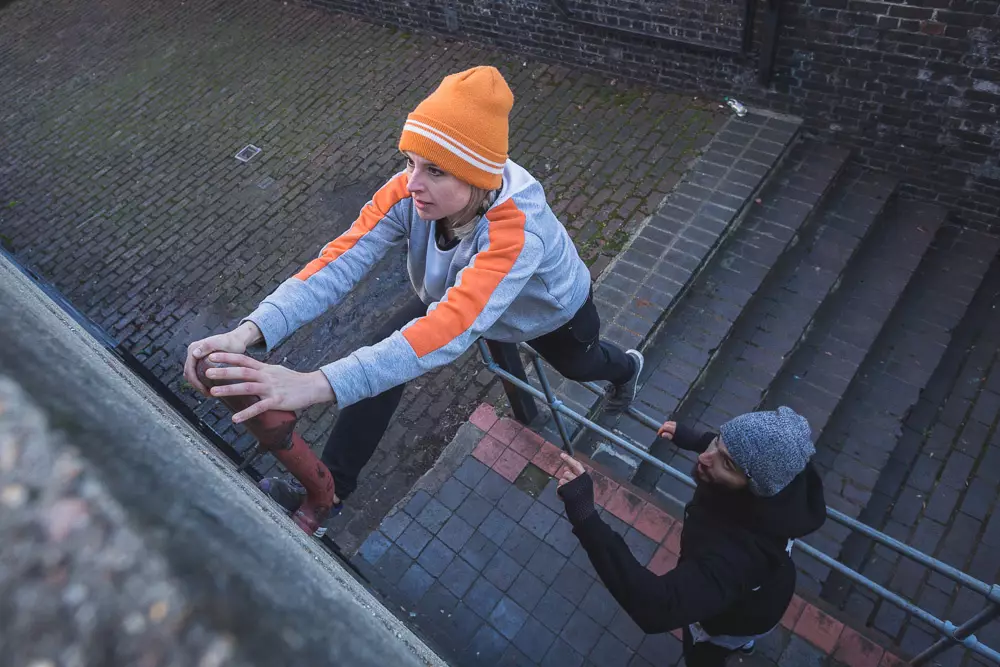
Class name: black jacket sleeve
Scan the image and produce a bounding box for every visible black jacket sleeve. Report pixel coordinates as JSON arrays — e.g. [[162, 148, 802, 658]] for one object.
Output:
[[670, 423, 717, 454], [570, 509, 764, 634]]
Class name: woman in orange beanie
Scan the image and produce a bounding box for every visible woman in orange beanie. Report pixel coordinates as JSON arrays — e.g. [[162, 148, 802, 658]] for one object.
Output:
[[184, 66, 643, 533]]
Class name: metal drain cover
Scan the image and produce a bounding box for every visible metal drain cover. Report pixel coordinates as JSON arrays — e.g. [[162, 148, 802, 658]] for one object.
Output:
[[235, 144, 262, 162]]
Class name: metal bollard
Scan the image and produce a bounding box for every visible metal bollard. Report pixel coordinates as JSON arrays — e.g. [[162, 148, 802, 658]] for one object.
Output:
[[195, 357, 335, 535]]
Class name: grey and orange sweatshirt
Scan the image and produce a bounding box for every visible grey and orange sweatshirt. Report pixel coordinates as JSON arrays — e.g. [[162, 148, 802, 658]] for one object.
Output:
[[242, 160, 592, 407]]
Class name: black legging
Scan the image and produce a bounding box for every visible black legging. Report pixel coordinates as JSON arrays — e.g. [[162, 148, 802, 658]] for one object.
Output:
[[321, 289, 633, 499]]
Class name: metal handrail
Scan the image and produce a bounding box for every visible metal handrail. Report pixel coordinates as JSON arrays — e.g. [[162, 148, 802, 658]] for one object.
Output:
[[477, 339, 1000, 665]]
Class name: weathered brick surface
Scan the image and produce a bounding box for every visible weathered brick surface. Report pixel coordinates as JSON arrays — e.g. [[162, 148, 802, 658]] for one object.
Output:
[[304, 0, 1000, 232], [0, 0, 723, 553]]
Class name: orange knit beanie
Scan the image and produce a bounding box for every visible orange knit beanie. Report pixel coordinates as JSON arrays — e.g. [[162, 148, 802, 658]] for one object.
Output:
[[398, 66, 513, 190]]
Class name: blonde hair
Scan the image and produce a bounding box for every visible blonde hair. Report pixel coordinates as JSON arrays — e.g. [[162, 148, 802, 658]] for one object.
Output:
[[445, 186, 497, 239]]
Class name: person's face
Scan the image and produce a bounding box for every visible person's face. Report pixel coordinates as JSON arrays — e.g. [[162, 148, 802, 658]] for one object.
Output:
[[694, 436, 749, 491], [404, 152, 473, 221]]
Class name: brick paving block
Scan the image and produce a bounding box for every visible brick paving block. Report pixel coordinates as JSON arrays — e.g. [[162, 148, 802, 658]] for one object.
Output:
[[503, 523, 543, 566], [466, 624, 509, 664], [539, 478, 567, 514], [358, 530, 392, 564], [534, 441, 565, 476], [878, 652, 906, 667], [397, 562, 435, 605], [481, 508, 518, 545], [461, 531, 501, 571], [373, 544, 413, 586], [436, 477, 471, 510], [626, 655, 654, 667], [404, 489, 432, 518], [608, 609, 645, 651], [570, 543, 599, 579], [545, 517, 579, 557], [499, 485, 535, 521], [647, 544, 679, 576], [438, 514, 475, 552], [780, 596, 807, 630], [606, 485, 643, 524], [526, 541, 568, 586], [417, 581, 459, 621], [552, 561, 593, 605], [793, 604, 844, 653], [455, 456, 490, 488], [477, 468, 514, 503], [637, 631, 683, 665], [415, 497, 452, 533], [508, 569, 546, 612], [590, 631, 632, 667], [833, 627, 885, 667], [664, 522, 683, 555], [580, 579, 619, 626], [561, 609, 602, 655], [618, 527, 657, 567], [779, 635, 825, 667], [513, 619, 557, 661], [467, 575, 505, 620], [396, 520, 433, 558], [633, 501, 675, 542], [523, 501, 560, 540], [417, 537, 457, 577], [510, 427, 545, 460], [535, 588, 577, 634], [441, 555, 479, 598], [541, 637, 585, 667], [591, 470, 621, 507], [494, 447, 530, 482], [456, 491, 494, 528], [484, 550, 523, 592], [491, 417, 525, 445], [473, 434, 507, 467], [498, 644, 533, 666], [471, 403, 500, 432], [490, 595, 530, 640]]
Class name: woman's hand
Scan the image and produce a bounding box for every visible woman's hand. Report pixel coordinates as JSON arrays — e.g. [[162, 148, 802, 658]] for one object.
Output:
[[184, 322, 262, 396], [657, 420, 677, 439], [202, 352, 336, 423]]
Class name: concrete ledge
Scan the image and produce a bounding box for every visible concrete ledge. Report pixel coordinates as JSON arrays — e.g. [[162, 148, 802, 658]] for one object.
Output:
[[0, 254, 445, 667]]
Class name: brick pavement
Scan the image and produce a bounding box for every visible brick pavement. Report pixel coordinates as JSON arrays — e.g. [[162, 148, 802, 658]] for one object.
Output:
[[0, 0, 724, 551], [355, 404, 909, 667]]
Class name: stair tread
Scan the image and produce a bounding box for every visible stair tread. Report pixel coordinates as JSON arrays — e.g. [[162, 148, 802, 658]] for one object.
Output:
[[632, 140, 850, 435], [679, 167, 898, 433], [760, 199, 949, 437]]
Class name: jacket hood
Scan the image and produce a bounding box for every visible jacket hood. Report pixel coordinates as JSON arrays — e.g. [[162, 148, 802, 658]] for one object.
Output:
[[695, 463, 826, 542]]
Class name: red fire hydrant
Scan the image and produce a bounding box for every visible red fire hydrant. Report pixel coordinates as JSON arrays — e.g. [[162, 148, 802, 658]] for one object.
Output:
[[196, 357, 335, 536]]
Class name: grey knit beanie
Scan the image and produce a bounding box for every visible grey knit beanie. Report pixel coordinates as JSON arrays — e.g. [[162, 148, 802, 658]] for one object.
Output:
[[718, 406, 815, 497]]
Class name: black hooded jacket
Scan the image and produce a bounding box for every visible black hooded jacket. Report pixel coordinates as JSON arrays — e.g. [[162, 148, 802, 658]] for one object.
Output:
[[564, 426, 826, 638]]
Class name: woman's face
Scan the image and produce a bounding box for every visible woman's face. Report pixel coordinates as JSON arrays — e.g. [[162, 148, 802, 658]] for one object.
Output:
[[404, 152, 473, 221]]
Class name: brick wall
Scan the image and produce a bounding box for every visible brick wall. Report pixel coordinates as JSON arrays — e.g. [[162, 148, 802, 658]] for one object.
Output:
[[303, 0, 1000, 232]]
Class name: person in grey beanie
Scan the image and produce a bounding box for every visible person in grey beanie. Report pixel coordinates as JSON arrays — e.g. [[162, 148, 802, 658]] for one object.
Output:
[[557, 407, 826, 667]]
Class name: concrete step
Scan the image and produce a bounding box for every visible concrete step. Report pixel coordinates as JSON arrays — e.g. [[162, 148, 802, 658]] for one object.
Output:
[[583, 140, 850, 478], [530, 113, 802, 445], [806, 225, 1000, 606], [639, 167, 897, 495]]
